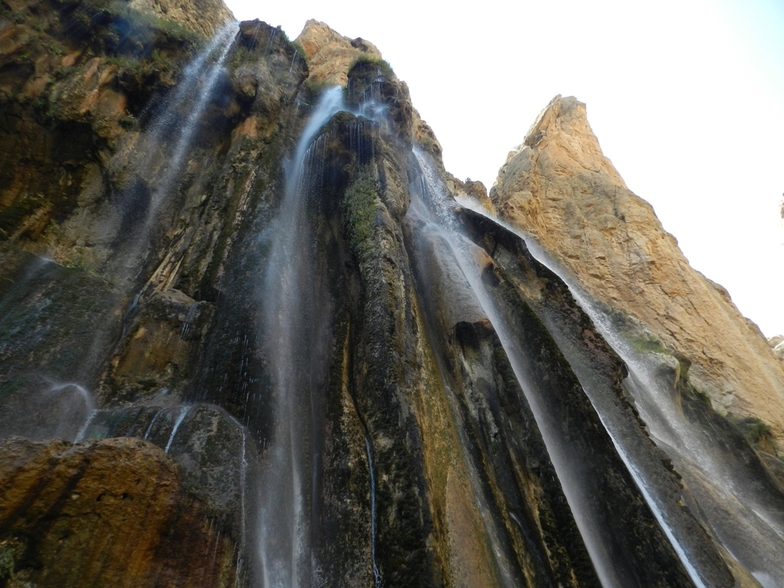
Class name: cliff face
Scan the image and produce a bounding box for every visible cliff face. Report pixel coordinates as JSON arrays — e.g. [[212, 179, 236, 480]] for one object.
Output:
[[491, 95, 784, 443], [1, 2, 783, 587]]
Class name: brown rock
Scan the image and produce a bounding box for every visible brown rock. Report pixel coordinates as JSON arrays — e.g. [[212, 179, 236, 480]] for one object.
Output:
[[770, 336, 784, 367], [0, 436, 239, 587], [491, 95, 784, 444], [295, 19, 382, 87], [445, 172, 495, 215], [128, 0, 235, 38]]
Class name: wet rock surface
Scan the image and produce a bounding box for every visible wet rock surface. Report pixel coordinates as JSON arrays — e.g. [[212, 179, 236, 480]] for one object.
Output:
[[491, 95, 784, 447], [1, 3, 783, 587], [0, 436, 240, 587]]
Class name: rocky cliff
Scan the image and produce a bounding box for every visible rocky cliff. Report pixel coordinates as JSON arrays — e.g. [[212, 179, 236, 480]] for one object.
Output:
[[490, 95, 784, 446], [1, 2, 783, 587]]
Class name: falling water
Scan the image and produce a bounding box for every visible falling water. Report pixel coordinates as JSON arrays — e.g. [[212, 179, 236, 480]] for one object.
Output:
[[164, 405, 191, 453], [363, 436, 383, 588], [255, 86, 345, 588], [404, 183, 520, 585], [142, 409, 162, 440], [457, 194, 784, 586], [109, 23, 237, 284], [410, 147, 631, 587], [73, 409, 98, 443], [569, 287, 784, 587]]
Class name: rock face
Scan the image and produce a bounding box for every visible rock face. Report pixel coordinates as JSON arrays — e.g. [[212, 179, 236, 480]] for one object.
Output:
[[295, 19, 382, 87], [129, 0, 234, 37], [491, 95, 784, 444], [1, 3, 783, 587], [295, 20, 443, 159], [0, 436, 239, 587]]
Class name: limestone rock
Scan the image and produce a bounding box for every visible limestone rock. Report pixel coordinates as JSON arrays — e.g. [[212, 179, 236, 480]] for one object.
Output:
[[295, 20, 441, 166], [445, 172, 495, 215], [491, 94, 784, 444], [128, 0, 235, 37], [2, 3, 783, 584], [295, 19, 382, 87], [771, 335, 784, 366], [0, 436, 240, 587]]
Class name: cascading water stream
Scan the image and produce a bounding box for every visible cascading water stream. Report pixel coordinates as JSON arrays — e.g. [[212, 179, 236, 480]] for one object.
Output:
[[140, 25, 237, 228], [456, 193, 784, 586], [405, 178, 521, 586], [49, 24, 240, 447], [73, 409, 98, 443], [255, 86, 392, 587], [142, 409, 163, 440], [363, 437, 382, 588], [410, 147, 642, 588], [109, 22, 237, 286], [255, 87, 345, 588], [164, 405, 191, 453]]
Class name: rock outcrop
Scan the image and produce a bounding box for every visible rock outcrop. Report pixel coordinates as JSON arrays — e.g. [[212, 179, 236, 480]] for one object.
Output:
[[129, 0, 234, 37], [491, 95, 784, 446], [295, 20, 443, 158], [295, 19, 382, 87], [0, 436, 239, 587], [1, 3, 783, 587]]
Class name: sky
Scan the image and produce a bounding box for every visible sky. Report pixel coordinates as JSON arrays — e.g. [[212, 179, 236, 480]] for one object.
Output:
[[225, 0, 784, 337]]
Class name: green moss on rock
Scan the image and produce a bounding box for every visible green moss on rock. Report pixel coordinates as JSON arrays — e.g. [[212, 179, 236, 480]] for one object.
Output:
[[343, 175, 379, 257]]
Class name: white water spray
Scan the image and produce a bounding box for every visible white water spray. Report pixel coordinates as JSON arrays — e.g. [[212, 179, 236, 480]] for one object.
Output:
[[256, 87, 345, 588], [411, 148, 630, 587], [164, 405, 191, 454], [73, 409, 98, 443], [109, 23, 237, 284], [458, 192, 784, 586]]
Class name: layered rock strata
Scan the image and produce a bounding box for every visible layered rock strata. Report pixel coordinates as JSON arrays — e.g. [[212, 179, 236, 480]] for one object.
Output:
[[0, 2, 783, 587]]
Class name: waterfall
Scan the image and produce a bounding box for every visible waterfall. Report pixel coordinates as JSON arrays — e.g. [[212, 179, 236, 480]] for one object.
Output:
[[404, 171, 520, 586], [408, 147, 685, 587], [457, 192, 784, 586], [108, 22, 238, 286], [73, 409, 98, 443], [364, 436, 382, 588], [164, 405, 191, 453], [567, 287, 784, 587], [255, 86, 345, 588]]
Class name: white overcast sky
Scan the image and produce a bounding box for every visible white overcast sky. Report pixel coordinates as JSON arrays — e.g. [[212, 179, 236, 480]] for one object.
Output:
[[224, 0, 784, 337]]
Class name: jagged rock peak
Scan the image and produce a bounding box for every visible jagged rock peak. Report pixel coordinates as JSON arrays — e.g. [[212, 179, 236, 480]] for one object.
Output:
[[295, 20, 444, 161], [295, 19, 383, 87], [497, 94, 627, 192], [492, 93, 784, 447]]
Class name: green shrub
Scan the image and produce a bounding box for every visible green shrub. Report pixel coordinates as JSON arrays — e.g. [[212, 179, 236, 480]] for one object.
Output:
[[104, 1, 202, 46], [349, 54, 393, 77], [728, 413, 774, 446], [291, 41, 308, 62], [0, 542, 14, 580]]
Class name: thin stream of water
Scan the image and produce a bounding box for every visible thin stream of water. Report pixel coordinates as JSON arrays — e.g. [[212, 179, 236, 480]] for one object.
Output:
[[256, 87, 345, 588], [110, 23, 237, 286], [165, 406, 191, 454], [410, 148, 625, 587], [456, 192, 784, 586], [364, 436, 383, 588]]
